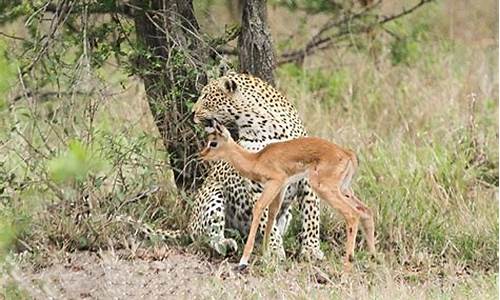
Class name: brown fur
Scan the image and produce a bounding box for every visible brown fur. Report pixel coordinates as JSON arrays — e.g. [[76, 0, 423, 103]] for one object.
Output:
[[201, 122, 376, 270]]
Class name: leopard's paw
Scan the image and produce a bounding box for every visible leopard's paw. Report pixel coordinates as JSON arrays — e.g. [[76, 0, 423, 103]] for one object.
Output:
[[210, 237, 238, 256], [299, 246, 325, 261]]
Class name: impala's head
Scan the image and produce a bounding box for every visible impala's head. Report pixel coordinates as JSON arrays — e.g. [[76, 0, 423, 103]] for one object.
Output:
[[199, 120, 235, 161]]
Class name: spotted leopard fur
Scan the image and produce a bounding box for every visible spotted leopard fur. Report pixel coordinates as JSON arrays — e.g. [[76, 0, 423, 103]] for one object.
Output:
[[188, 72, 324, 260]]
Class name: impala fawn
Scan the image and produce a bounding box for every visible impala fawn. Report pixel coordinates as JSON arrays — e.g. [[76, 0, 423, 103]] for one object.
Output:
[[200, 121, 376, 271]]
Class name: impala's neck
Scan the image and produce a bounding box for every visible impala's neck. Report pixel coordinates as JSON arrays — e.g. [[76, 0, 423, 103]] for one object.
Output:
[[223, 141, 259, 180]]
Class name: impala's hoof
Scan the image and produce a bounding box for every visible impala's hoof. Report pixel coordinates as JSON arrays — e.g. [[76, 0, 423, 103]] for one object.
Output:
[[234, 263, 248, 273]]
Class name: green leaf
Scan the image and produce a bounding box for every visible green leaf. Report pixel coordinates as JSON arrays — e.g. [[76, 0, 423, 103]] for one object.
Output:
[[47, 139, 109, 183]]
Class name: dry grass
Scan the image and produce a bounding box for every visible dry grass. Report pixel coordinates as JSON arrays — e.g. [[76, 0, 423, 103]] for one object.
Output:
[[2, 248, 498, 299]]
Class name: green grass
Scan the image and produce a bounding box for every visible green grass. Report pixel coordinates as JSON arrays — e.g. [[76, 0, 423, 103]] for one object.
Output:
[[274, 0, 498, 278]]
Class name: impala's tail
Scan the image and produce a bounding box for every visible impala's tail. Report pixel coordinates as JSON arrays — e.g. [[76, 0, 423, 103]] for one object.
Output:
[[338, 151, 372, 219], [340, 150, 358, 194]]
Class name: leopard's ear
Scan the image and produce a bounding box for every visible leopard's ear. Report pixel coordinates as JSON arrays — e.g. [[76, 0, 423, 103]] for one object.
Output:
[[220, 77, 238, 94]]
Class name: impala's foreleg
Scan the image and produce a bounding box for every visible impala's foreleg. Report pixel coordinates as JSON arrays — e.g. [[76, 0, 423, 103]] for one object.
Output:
[[239, 179, 285, 269]]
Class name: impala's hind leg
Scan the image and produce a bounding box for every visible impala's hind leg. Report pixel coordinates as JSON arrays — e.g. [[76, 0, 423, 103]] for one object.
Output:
[[309, 161, 376, 271], [325, 191, 360, 271], [344, 190, 375, 254], [309, 165, 360, 271], [337, 159, 376, 255]]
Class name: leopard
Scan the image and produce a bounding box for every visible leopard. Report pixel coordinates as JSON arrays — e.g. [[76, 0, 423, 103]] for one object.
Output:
[[188, 72, 325, 261]]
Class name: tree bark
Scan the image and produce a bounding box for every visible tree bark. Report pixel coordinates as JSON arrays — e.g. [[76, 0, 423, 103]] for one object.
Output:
[[238, 0, 276, 85], [133, 0, 207, 193]]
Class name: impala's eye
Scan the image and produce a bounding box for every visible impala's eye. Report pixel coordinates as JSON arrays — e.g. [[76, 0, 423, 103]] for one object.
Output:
[[209, 141, 218, 148]]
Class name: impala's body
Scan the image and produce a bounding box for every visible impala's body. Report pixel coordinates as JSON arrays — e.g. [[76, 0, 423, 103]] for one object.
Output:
[[204, 137, 355, 184], [201, 122, 376, 270]]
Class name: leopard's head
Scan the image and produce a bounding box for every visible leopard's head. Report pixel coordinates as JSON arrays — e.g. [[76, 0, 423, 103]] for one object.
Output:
[[192, 74, 250, 140]]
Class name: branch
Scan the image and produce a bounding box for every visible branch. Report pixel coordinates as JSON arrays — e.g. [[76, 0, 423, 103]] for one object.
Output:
[[45, 1, 134, 17], [279, 35, 339, 65], [214, 46, 238, 56], [116, 186, 160, 212], [379, 0, 434, 24], [278, 0, 435, 65], [0, 31, 26, 41], [278, 1, 380, 65], [11, 90, 92, 102]]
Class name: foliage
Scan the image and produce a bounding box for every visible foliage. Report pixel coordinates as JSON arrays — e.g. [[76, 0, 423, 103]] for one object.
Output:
[[0, 220, 15, 262], [47, 139, 109, 183], [278, 64, 350, 108], [276, 1, 497, 272], [1, 280, 30, 300], [0, 41, 16, 108], [270, 0, 346, 14], [388, 17, 431, 65]]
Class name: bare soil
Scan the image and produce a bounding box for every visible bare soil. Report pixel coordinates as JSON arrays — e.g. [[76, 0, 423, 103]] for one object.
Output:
[[8, 248, 497, 300], [14, 249, 328, 299]]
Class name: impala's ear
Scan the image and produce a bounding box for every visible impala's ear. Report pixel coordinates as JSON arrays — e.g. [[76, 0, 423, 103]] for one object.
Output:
[[205, 126, 215, 134], [204, 119, 216, 134], [220, 77, 238, 94], [213, 120, 223, 135], [213, 121, 231, 141], [220, 126, 231, 140]]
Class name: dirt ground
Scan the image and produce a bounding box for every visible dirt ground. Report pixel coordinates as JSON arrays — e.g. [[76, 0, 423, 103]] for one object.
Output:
[[10, 248, 332, 299], [5, 248, 497, 300]]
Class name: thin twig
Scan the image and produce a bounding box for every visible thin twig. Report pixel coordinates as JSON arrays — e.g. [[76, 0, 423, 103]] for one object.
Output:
[[11, 90, 91, 102], [0, 31, 26, 41], [45, 1, 134, 17], [23, 0, 75, 74], [379, 0, 434, 24], [116, 186, 160, 212]]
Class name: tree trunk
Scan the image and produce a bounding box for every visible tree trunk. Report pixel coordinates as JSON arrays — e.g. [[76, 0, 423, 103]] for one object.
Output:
[[238, 0, 276, 85], [133, 0, 207, 193]]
